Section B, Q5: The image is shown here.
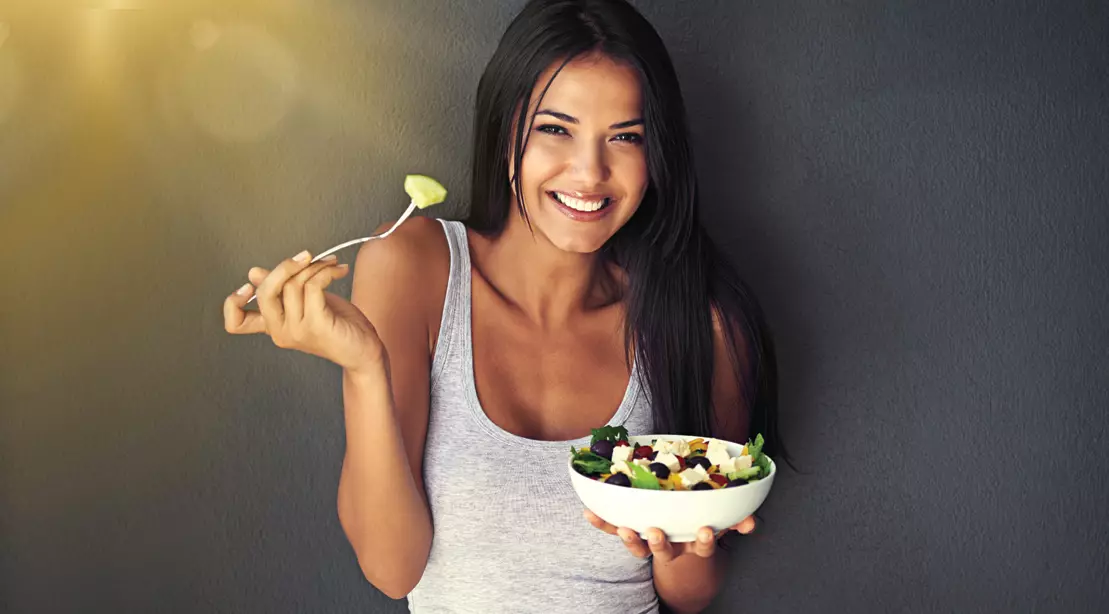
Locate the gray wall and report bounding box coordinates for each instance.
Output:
[2,1,1107,612]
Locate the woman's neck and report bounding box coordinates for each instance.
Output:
[474,209,621,331]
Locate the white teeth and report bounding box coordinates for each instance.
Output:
[552,192,608,212]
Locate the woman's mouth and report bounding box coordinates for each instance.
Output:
[547,191,614,221]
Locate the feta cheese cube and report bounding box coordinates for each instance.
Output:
[735,455,753,470]
[610,460,633,476]
[610,445,633,464]
[653,452,681,472]
[652,439,692,456]
[717,457,738,474]
[706,445,732,468]
[678,466,709,488]
[669,439,692,457]
[632,458,652,467]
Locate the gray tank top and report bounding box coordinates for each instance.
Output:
[405,219,658,613]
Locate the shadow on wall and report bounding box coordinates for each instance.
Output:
[678,53,817,468]
[662,31,821,614]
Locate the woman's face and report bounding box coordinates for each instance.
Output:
[509,53,649,254]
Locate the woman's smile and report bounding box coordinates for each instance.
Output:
[547,190,616,221]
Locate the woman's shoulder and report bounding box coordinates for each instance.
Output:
[352,216,452,348]
[353,216,451,279]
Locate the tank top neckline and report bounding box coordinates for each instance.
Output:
[436,219,641,450]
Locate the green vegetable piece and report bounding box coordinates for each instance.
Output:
[590,425,630,446]
[571,447,613,475]
[404,174,447,209]
[627,462,661,490]
[755,452,772,477]
[726,466,762,481]
[744,432,771,478]
[746,433,765,460]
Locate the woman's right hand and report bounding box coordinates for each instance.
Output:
[222,250,385,373]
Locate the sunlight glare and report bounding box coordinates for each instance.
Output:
[0,24,21,127]
[178,21,299,143]
[189,20,220,51]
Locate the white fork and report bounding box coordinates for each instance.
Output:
[245,200,418,304]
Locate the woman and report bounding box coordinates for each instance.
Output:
[223,0,783,612]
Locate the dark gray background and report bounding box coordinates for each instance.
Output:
[2,0,1107,612]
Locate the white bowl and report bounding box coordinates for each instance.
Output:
[568,434,776,543]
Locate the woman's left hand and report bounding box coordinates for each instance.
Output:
[583,509,757,562]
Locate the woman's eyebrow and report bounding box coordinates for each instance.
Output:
[536,109,644,129]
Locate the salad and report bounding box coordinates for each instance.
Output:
[570,426,772,491]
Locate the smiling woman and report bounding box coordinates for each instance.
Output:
[508,53,650,251]
[223,1,783,612]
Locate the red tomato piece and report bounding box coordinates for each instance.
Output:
[634,445,653,459]
[709,473,728,487]
[677,456,687,470]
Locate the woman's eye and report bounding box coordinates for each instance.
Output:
[534,125,642,145]
[536,124,568,136]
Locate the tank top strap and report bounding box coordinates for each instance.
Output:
[430,219,472,382]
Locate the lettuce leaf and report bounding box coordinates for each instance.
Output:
[737,433,772,481]
[590,425,630,446]
[747,433,765,460]
[755,452,772,478]
[571,447,613,475]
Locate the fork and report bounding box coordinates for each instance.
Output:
[244,199,419,304]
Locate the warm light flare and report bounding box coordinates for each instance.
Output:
[188,19,219,51]
[174,21,300,143]
[0,23,20,126]
[2,0,437,268]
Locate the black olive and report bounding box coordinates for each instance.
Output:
[691,482,714,490]
[687,456,712,471]
[725,479,747,488]
[590,440,615,460]
[605,473,631,487]
[648,463,671,480]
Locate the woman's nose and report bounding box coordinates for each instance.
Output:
[570,140,610,184]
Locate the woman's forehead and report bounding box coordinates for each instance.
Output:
[526,55,643,122]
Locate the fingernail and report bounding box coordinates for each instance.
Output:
[648,534,661,545]
[621,531,633,542]
[321,254,337,262]
[236,283,252,296]
[293,250,309,262]
[699,531,712,544]
[337,263,349,270]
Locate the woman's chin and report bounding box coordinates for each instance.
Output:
[556,240,606,255]
[542,226,613,254]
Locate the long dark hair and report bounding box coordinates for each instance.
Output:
[465,0,786,460]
